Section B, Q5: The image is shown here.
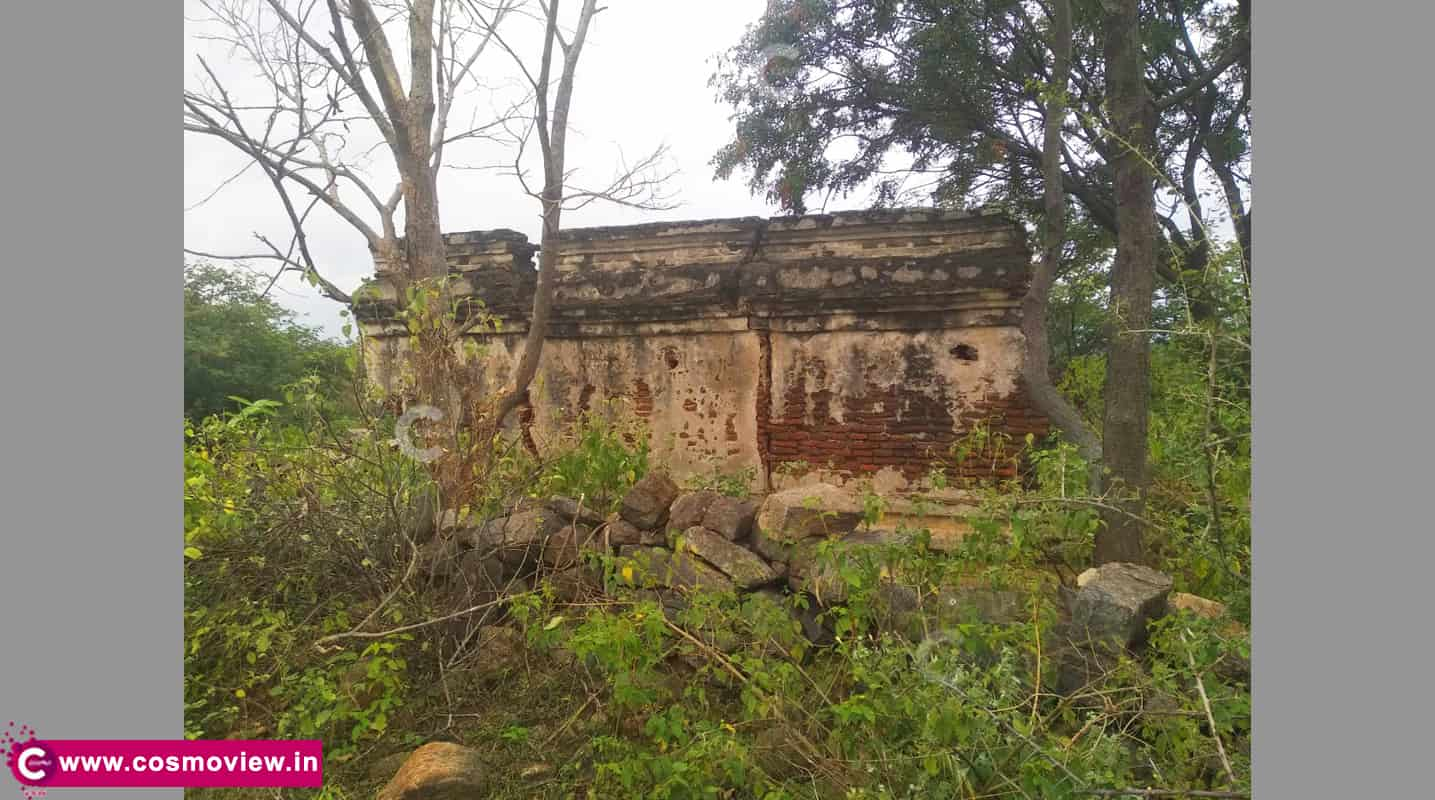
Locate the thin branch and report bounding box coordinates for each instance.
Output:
[1154,32,1249,113]
[314,594,512,648]
[1181,628,1238,784]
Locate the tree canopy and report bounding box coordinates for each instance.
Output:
[183,262,352,421]
[710,0,1250,289]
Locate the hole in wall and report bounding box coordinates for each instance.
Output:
[950,344,979,361]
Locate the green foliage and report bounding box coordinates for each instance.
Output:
[535,403,650,513]
[184,262,354,422]
[683,462,759,499]
[185,388,1250,798]
[1054,318,1251,611]
[508,521,1248,800]
[184,394,432,762]
[709,0,1249,225]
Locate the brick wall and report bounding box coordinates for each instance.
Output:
[356,208,1047,493]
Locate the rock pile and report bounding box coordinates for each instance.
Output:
[379,477,1244,795]
[416,473,1236,670]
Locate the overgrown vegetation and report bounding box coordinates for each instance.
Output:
[184,308,1249,797]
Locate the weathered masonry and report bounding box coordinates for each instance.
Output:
[356,208,1048,493]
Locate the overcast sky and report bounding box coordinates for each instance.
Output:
[182,0,861,339]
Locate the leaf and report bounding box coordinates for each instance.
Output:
[184,546,203,560]
[544,615,565,631]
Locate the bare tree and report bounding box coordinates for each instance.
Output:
[184,0,671,508]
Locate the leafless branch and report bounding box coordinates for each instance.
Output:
[562,144,681,211]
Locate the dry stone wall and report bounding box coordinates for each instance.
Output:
[415,476,1222,668]
[355,208,1048,493]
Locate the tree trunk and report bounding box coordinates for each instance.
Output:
[1020,0,1104,491]
[1095,0,1158,565]
[493,0,597,430]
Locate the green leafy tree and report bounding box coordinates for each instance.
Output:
[710,0,1249,281]
[184,262,353,421]
[713,0,1250,562]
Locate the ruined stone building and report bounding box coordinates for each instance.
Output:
[356,208,1048,494]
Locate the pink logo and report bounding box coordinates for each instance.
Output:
[3,723,323,792]
[3,723,49,799]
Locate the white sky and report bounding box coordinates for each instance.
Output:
[182,0,848,339]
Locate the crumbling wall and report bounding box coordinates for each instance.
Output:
[355,208,1048,493]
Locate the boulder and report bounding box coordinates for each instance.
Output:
[674,526,779,590]
[750,525,795,565]
[457,551,507,594]
[467,625,526,678]
[620,471,681,529]
[755,483,863,543]
[1167,591,1228,620]
[375,742,486,800]
[465,509,561,551]
[546,495,608,529]
[786,530,905,604]
[618,545,735,594]
[541,524,597,569]
[417,535,462,579]
[1068,562,1174,647]
[702,496,758,541]
[465,509,564,568]
[667,491,721,532]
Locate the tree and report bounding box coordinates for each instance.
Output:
[183,262,351,421]
[1022,0,1104,492]
[1095,0,1158,563]
[184,0,669,508]
[712,0,1250,563]
[710,1,1249,310]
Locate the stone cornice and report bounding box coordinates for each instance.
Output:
[354,207,1031,334]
